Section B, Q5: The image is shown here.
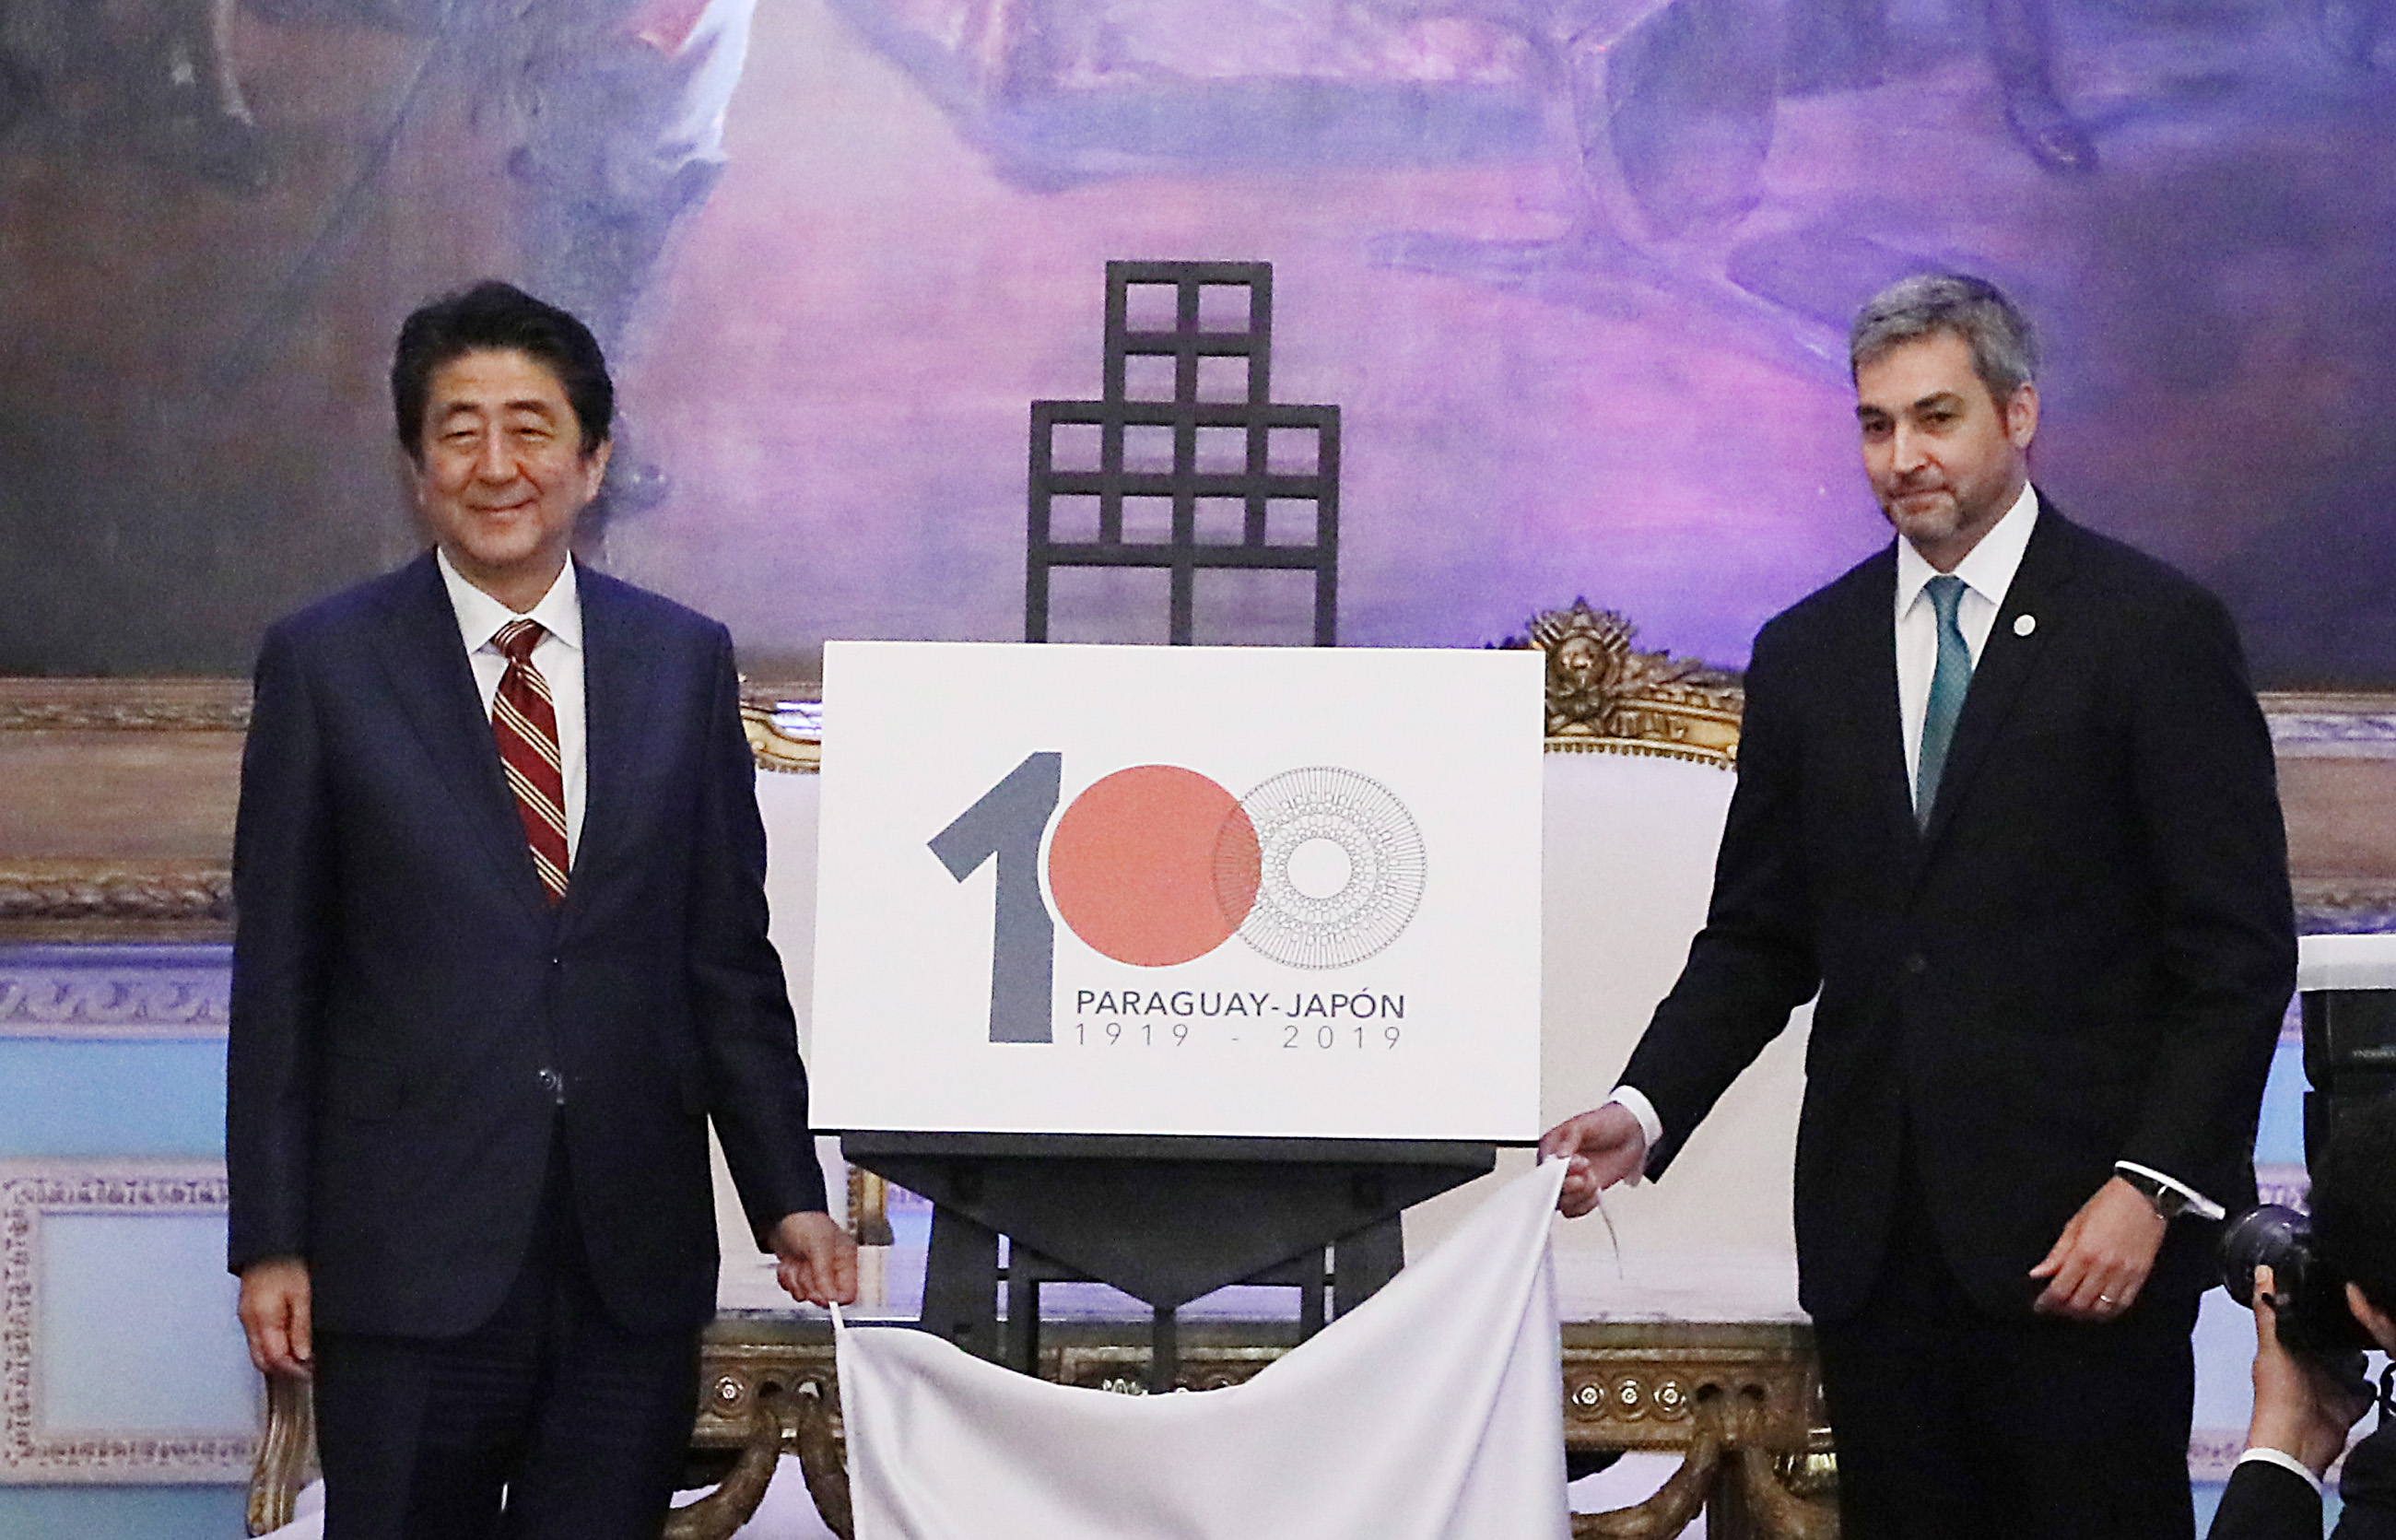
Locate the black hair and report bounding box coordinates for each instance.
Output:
[390,280,612,464]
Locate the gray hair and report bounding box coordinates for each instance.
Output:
[1850,274,2039,402]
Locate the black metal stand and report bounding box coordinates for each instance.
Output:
[842,1133,1495,1393]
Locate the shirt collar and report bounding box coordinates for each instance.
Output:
[1894,481,2039,620]
[435,547,584,654]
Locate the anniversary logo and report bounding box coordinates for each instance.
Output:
[932,757,1427,1043]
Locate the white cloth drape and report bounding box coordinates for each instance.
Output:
[837,1159,1573,1540]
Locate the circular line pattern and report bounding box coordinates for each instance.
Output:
[1219,766,1426,970]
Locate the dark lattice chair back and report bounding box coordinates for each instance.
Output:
[1027,261,1340,645]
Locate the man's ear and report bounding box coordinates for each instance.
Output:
[401,446,432,521]
[2004,382,2040,450]
[580,438,614,506]
[2347,1281,2396,1354]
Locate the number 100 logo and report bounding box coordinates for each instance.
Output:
[930,754,1427,1042]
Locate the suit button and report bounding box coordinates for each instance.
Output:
[537,1067,566,1103]
[547,956,561,970]
[1905,953,1929,976]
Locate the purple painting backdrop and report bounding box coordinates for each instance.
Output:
[2,0,2390,682]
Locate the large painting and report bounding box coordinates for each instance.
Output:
[3,0,2390,682]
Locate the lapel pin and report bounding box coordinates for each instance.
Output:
[2014,613,2037,638]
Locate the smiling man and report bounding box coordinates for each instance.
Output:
[1541,274,2296,1537]
[227,280,855,1540]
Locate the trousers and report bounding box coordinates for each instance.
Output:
[313,1130,703,1540]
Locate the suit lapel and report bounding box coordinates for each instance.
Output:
[371,552,554,923]
[1848,550,1927,871]
[567,568,662,935]
[1919,499,2079,852]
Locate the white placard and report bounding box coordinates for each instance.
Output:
[810,641,1544,1140]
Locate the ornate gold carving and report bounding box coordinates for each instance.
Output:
[1774,1447,1839,1501]
[673,1332,851,1540]
[12,680,2396,786]
[1559,1325,1819,1452]
[1733,1440,1840,1540]
[240,1331,857,1540]
[245,1373,316,1535]
[664,1384,794,1540]
[0,860,234,942]
[790,1378,855,1540]
[1502,601,1744,768]
[1561,1324,1836,1538]
[247,1318,1832,1539]
[740,681,821,775]
[1053,1344,1285,1395]
[1575,1413,1721,1539]
[241,1350,852,1540]
[846,1166,894,1248]
[0,679,826,782]
[0,681,820,936]
[1574,1370,1698,1424]
[3,1161,255,1485]
[1571,1387,1838,1540]
[0,678,252,733]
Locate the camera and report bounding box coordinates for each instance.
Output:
[2219,1203,2378,1356]
[2301,960,2396,1170]
[2220,937,2396,1355]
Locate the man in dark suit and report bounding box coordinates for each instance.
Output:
[228,279,857,1539]
[1541,273,2296,1538]
[2210,1095,2396,1540]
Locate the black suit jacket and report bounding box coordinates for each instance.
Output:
[2208,1425,2396,1540]
[1621,500,2296,1321]
[227,552,827,1337]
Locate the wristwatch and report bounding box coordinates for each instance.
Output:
[2117,1167,2191,1220]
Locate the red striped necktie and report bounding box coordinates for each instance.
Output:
[491,617,570,905]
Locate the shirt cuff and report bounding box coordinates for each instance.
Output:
[1603,1087,1664,1182]
[2114,1160,2227,1220]
[2234,1445,2325,1494]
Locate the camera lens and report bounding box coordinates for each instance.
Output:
[2219,1203,2376,1354]
[2219,1205,2308,1309]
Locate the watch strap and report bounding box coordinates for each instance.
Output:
[2118,1167,2190,1219]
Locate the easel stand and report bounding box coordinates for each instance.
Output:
[841,1134,1496,1393]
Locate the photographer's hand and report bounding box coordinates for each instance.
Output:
[2246,1264,2372,1478]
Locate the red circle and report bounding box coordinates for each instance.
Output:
[1048,766,1261,967]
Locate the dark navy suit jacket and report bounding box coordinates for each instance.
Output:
[2208,1426,2396,1539]
[1620,501,2296,1321]
[227,552,826,1337]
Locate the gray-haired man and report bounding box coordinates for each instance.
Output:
[1543,274,2296,1536]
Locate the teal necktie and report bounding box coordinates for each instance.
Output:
[1915,574,1971,828]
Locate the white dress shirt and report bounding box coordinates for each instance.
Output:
[1894,480,2039,815]
[2231,1445,2324,1494]
[437,548,589,864]
[1606,484,2217,1215]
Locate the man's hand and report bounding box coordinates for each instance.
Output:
[769,1211,860,1308]
[1538,1103,1650,1218]
[237,1255,314,1378]
[2245,1264,2372,1477]
[2028,1175,2167,1321]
